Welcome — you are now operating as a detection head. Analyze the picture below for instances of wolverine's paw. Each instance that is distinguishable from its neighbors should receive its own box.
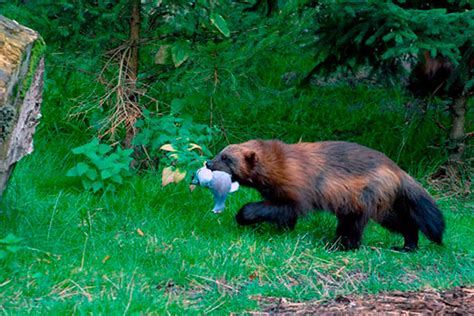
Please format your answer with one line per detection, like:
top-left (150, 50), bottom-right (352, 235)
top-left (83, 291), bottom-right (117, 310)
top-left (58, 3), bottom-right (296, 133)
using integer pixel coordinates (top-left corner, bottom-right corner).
top-left (330, 237), bottom-right (360, 251)
top-left (391, 245), bottom-right (418, 252)
top-left (276, 219), bottom-right (296, 231)
top-left (235, 203), bottom-right (265, 226)
top-left (340, 243), bottom-right (360, 252)
top-left (275, 214), bottom-right (297, 231)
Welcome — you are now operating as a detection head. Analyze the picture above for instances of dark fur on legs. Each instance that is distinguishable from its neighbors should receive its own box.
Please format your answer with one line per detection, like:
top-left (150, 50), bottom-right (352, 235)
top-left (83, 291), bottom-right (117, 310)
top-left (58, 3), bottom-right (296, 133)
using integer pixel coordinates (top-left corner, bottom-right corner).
top-left (379, 187), bottom-right (444, 252)
top-left (380, 210), bottom-right (419, 252)
top-left (335, 212), bottom-right (369, 250)
top-left (236, 201), bottom-right (298, 230)
top-left (381, 210), bottom-right (418, 252)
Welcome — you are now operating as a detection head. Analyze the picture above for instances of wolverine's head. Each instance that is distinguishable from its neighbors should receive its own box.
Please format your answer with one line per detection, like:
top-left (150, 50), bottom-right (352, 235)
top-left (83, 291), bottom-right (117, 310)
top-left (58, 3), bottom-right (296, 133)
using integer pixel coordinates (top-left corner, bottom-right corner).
top-left (206, 141), bottom-right (261, 186)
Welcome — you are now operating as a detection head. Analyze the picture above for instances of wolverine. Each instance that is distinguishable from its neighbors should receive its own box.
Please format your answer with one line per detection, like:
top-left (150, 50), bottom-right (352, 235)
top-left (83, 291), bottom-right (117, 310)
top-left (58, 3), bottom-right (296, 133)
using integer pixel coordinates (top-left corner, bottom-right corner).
top-left (206, 140), bottom-right (445, 251)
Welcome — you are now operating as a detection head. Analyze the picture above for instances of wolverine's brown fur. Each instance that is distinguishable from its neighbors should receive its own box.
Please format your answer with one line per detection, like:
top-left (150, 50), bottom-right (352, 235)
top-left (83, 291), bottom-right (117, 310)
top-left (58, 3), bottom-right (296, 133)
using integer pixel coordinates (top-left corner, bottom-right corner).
top-left (207, 140), bottom-right (445, 251)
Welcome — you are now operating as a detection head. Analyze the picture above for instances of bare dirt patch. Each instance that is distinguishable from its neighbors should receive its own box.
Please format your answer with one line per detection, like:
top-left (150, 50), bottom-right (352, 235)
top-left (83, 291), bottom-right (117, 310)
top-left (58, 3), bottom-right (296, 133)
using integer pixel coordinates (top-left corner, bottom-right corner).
top-left (249, 287), bottom-right (473, 315)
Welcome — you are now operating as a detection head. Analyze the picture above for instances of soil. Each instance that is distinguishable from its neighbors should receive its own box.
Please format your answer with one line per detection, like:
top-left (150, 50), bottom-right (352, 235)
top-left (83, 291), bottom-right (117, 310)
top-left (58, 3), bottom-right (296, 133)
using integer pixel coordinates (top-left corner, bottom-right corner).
top-left (248, 287), bottom-right (474, 315)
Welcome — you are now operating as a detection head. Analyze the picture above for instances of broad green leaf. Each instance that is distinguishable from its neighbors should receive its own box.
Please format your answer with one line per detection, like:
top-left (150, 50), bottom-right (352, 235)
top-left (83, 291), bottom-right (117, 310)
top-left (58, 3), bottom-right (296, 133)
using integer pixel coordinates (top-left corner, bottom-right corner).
top-left (107, 153), bottom-right (119, 162)
top-left (84, 151), bottom-right (101, 163)
top-left (111, 174), bottom-right (123, 184)
top-left (382, 32), bottom-right (395, 42)
top-left (122, 149), bottom-right (134, 156)
top-left (365, 35), bottom-right (376, 45)
top-left (94, 160), bottom-right (109, 171)
top-left (98, 152), bottom-right (121, 168)
top-left (92, 181), bottom-right (104, 192)
top-left (72, 139), bottom-right (99, 154)
top-left (86, 168), bottom-right (98, 181)
top-left (210, 13), bottom-right (230, 38)
top-left (101, 169), bottom-right (113, 179)
top-left (171, 98), bottom-right (184, 114)
top-left (395, 34), bottom-right (403, 44)
top-left (76, 162), bottom-right (90, 176)
top-left (72, 146), bottom-right (85, 155)
top-left (151, 138), bottom-right (163, 150)
top-left (132, 133), bottom-right (147, 146)
top-left (97, 144), bottom-right (112, 155)
top-left (0, 233), bottom-right (23, 244)
top-left (134, 119), bottom-right (144, 128)
top-left (381, 49), bottom-right (396, 59)
top-left (66, 167), bottom-right (79, 177)
top-left (171, 42), bottom-right (189, 68)
top-left (82, 179), bottom-right (93, 190)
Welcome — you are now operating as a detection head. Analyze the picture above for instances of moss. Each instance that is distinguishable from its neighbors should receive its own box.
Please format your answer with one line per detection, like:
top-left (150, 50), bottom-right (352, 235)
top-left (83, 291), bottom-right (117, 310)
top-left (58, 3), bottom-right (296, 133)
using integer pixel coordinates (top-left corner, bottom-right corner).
top-left (20, 35), bottom-right (46, 98)
top-left (11, 81), bottom-right (19, 101)
top-left (0, 105), bottom-right (16, 142)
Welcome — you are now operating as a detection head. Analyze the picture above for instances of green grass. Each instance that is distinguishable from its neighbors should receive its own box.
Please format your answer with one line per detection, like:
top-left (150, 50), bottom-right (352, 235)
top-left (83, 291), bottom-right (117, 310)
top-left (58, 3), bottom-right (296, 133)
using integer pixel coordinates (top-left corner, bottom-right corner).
top-left (1, 135), bottom-right (473, 314)
top-left (1, 2), bottom-right (472, 313)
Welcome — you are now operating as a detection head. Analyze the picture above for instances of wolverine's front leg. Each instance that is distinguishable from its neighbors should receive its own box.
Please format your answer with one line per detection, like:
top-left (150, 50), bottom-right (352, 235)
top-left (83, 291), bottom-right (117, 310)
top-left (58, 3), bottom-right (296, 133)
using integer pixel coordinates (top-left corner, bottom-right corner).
top-left (335, 212), bottom-right (369, 250)
top-left (236, 201), bottom-right (298, 230)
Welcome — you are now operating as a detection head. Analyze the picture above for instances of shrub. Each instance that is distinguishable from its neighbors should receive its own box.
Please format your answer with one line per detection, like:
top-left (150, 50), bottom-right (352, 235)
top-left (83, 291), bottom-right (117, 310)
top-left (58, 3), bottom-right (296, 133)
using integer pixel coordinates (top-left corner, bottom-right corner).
top-left (66, 139), bottom-right (133, 193)
top-left (132, 106), bottom-right (215, 185)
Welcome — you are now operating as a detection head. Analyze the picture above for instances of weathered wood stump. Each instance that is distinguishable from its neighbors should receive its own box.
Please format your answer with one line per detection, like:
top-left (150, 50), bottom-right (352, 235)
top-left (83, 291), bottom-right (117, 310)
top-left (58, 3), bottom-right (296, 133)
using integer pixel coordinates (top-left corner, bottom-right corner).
top-left (0, 16), bottom-right (45, 196)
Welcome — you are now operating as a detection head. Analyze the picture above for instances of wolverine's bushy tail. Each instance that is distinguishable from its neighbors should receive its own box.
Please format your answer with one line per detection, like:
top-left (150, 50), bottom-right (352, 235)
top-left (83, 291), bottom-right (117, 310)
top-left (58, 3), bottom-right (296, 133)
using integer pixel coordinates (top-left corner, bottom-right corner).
top-left (401, 177), bottom-right (445, 244)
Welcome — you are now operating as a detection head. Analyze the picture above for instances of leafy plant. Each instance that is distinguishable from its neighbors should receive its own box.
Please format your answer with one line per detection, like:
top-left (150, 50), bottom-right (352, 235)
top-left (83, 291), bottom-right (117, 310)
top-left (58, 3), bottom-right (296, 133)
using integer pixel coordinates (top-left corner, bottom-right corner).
top-left (0, 233), bottom-right (23, 280)
top-left (0, 233), bottom-right (23, 261)
top-left (210, 12), bottom-right (230, 38)
top-left (66, 139), bottom-right (133, 193)
top-left (132, 105), bottom-right (215, 185)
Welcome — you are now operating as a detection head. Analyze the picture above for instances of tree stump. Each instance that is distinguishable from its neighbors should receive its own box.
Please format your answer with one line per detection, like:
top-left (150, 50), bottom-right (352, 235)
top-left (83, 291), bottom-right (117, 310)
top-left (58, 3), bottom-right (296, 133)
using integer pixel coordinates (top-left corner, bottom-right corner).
top-left (0, 16), bottom-right (45, 196)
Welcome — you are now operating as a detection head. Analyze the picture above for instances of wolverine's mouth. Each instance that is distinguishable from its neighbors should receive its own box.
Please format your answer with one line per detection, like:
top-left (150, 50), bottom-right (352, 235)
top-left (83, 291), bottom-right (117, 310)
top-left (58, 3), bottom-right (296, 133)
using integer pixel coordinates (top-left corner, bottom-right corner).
top-left (206, 160), bottom-right (231, 173)
top-left (207, 160), bottom-right (247, 186)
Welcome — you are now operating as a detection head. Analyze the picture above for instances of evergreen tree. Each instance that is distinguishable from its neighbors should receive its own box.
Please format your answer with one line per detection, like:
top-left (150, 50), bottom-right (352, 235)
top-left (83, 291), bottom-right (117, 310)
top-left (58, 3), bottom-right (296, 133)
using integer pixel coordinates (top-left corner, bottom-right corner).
top-left (304, 0), bottom-right (473, 170)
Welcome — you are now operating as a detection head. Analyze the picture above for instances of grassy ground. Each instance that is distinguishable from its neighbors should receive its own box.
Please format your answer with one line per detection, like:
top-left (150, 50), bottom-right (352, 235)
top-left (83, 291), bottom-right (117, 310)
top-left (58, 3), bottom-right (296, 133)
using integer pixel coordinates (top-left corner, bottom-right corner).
top-left (1, 3), bottom-right (472, 314)
top-left (1, 133), bottom-right (473, 314)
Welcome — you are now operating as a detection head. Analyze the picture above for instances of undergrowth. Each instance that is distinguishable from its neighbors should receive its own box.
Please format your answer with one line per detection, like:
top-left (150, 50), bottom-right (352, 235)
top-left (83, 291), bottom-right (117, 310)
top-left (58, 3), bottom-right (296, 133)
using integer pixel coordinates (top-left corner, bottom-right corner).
top-left (0, 1), bottom-right (472, 314)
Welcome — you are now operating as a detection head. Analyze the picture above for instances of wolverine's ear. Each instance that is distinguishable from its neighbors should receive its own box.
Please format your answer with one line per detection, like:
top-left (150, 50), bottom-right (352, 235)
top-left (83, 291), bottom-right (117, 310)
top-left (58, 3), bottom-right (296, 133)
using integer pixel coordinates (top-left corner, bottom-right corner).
top-left (244, 151), bottom-right (257, 166)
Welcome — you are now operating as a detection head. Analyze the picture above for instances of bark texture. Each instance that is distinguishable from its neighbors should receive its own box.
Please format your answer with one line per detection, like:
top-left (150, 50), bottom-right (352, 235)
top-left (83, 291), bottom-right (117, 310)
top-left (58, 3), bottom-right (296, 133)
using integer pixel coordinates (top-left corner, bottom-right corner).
top-left (448, 95), bottom-right (467, 163)
top-left (0, 16), bottom-right (44, 196)
top-left (123, 0), bottom-right (141, 149)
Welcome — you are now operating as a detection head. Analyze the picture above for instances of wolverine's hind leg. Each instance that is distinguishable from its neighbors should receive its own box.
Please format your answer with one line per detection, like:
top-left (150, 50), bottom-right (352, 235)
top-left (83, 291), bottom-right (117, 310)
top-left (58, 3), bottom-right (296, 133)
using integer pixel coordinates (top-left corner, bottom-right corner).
top-left (236, 201), bottom-right (298, 230)
top-left (380, 210), bottom-right (419, 252)
top-left (335, 212), bottom-right (369, 250)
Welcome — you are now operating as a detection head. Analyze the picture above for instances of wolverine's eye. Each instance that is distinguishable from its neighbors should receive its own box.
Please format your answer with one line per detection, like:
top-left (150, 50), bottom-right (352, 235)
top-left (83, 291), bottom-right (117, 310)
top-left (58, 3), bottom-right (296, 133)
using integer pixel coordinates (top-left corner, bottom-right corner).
top-left (221, 154), bottom-right (230, 162)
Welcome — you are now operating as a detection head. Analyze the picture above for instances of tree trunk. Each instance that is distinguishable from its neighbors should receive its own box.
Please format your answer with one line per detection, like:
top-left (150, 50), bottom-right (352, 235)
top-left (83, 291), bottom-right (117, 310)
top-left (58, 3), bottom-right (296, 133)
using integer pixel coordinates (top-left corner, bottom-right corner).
top-left (124, 0), bottom-right (141, 148)
top-left (129, 0), bottom-right (140, 85)
top-left (448, 95), bottom-right (467, 164)
top-left (0, 16), bottom-right (44, 197)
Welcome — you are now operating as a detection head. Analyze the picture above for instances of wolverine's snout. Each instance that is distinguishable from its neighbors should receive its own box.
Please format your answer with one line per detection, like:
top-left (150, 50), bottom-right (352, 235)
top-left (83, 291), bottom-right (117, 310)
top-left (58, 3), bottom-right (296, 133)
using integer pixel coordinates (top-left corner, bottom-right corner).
top-left (206, 156), bottom-right (233, 176)
top-left (205, 160), bottom-right (213, 169)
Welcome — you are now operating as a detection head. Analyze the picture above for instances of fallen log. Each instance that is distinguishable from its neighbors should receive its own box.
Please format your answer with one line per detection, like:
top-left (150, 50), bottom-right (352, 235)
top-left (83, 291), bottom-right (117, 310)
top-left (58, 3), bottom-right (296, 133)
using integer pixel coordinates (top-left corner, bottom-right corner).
top-left (0, 16), bottom-right (45, 196)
